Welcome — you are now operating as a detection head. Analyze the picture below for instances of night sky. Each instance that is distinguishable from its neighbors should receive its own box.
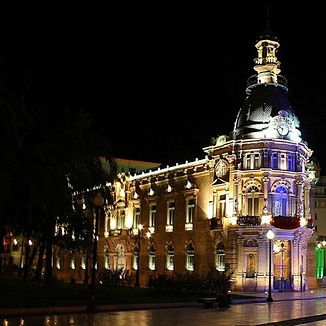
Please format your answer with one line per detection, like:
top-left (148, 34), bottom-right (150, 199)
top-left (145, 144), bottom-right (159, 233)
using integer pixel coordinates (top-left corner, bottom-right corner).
top-left (1, 3), bottom-right (326, 173)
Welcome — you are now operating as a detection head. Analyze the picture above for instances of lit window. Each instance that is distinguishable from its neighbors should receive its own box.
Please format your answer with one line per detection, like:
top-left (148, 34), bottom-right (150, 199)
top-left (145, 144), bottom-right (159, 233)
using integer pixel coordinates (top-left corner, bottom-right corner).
top-left (81, 255), bottom-right (86, 270)
top-left (186, 198), bottom-right (195, 223)
top-left (105, 254), bottom-right (110, 269)
top-left (133, 244), bottom-right (139, 271)
top-left (166, 243), bottom-right (174, 271)
top-left (186, 242), bottom-right (194, 271)
top-left (12, 239), bottom-right (19, 252)
top-left (133, 207), bottom-right (141, 229)
top-left (254, 153), bottom-right (260, 169)
top-left (117, 209), bottom-right (125, 229)
top-left (56, 255), bottom-right (61, 270)
top-left (149, 204), bottom-right (156, 233)
top-left (275, 185), bottom-right (288, 216)
top-left (167, 201), bottom-right (175, 225)
top-left (215, 242), bottom-right (225, 271)
top-left (148, 244), bottom-right (156, 271)
top-left (247, 185), bottom-right (260, 216)
top-left (71, 256), bottom-right (76, 270)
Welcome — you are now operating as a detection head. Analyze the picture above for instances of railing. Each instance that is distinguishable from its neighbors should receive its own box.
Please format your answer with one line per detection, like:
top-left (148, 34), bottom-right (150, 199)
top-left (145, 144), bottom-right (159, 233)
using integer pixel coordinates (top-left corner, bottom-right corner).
top-left (237, 216), bottom-right (261, 226)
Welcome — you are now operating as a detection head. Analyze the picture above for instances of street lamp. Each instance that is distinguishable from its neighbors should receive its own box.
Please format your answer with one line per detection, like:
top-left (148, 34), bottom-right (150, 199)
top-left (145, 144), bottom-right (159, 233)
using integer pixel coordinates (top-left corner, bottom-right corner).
top-left (135, 224), bottom-right (143, 287)
top-left (87, 191), bottom-right (104, 312)
top-left (266, 229), bottom-right (275, 302)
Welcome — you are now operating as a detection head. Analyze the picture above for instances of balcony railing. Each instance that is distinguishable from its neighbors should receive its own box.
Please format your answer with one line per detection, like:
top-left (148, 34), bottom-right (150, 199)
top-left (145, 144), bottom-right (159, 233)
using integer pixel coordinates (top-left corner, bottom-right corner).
top-left (237, 216), bottom-right (261, 226)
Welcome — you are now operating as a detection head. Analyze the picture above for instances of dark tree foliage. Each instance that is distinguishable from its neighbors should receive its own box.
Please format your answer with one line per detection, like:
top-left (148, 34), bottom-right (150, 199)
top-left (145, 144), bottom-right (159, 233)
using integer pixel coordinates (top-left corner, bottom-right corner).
top-left (0, 56), bottom-right (114, 283)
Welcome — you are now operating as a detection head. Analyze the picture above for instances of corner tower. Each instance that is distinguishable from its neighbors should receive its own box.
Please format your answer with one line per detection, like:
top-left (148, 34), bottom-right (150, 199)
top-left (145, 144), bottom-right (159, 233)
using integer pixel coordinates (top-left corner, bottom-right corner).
top-left (232, 14), bottom-right (301, 142)
top-left (204, 13), bottom-right (315, 291)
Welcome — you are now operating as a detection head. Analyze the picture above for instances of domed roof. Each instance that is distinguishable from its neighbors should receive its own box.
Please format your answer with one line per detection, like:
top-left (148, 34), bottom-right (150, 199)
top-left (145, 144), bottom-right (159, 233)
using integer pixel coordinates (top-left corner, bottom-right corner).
top-left (233, 83), bottom-right (300, 138)
top-left (231, 21), bottom-right (302, 142)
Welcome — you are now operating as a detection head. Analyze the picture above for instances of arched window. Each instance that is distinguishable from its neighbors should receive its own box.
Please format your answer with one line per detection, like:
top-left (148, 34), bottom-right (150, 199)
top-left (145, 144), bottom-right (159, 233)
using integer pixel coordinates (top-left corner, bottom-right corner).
top-left (246, 185), bottom-right (260, 216)
top-left (148, 243), bottom-right (156, 271)
top-left (185, 242), bottom-right (194, 271)
top-left (166, 242), bottom-right (174, 271)
top-left (117, 244), bottom-right (125, 270)
top-left (56, 253), bottom-right (61, 270)
top-left (275, 185), bottom-right (288, 216)
top-left (215, 242), bottom-right (225, 271)
top-left (81, 252), bottom-right (86, 270)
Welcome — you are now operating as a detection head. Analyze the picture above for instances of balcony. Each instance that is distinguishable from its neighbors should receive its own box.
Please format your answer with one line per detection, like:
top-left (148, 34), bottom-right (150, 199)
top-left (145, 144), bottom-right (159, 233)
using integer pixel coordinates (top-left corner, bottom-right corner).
top-left (237, 216), bottom-right (261, 226)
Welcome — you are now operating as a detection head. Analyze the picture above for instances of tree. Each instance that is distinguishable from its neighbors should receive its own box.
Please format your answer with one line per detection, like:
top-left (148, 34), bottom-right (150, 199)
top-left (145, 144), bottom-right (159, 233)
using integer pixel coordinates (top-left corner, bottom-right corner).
top-left (0, 56), bottom-right (114, 284)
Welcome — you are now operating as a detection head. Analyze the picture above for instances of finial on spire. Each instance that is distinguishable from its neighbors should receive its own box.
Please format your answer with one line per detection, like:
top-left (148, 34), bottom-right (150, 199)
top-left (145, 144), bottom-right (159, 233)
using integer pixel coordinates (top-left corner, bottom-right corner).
top-left (257, 6), bottom-right (278, 42)
top-left (265, 6), bottom-right (270, 31)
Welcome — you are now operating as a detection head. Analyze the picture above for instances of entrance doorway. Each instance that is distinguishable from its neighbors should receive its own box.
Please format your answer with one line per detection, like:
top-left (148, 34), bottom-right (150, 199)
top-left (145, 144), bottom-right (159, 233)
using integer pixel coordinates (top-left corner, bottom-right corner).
top-left (273, 240), bottom-right (291, 291)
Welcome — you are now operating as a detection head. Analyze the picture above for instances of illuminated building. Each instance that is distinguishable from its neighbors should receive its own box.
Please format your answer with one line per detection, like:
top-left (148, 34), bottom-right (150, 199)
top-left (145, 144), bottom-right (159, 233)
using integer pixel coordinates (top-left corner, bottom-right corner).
top-left (79, 21), bottom-right (315, 292)
top-left (4, 20), bottom-right (323, 292)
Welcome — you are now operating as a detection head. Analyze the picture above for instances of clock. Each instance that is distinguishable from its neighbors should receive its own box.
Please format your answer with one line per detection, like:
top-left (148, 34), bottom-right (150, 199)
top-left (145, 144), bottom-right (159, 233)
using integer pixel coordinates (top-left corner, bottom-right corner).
top-left (276, 122), bottom-right (289, 136)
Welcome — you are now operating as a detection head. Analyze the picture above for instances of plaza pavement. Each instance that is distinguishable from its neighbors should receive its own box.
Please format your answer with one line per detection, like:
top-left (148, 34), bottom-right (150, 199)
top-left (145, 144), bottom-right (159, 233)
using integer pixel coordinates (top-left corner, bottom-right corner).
top-left (2, 288), bottom-right (326, 325)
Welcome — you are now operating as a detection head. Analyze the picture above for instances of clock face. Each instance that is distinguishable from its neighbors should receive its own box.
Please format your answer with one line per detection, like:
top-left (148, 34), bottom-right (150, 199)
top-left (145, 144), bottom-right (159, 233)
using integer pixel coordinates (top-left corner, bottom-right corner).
top-left (277, 122), bottom-right (289, 136)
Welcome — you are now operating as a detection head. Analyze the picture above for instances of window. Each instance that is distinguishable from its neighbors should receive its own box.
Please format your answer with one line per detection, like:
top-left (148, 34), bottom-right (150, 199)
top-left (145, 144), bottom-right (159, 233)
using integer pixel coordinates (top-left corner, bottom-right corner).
top-left (148, 243), bottom-right (156, 271)
top-left (246, 154), bottom-right (251, 169)
top-left (288, 154), bottom-right (294, 171)
top-left (149, 204), bottom-right (156, 232)
top-left (166, 243), bottom-right (174, 271)
top-left (166, 201), bottom-right (175, 232)
top-left (219, 194), bottom-right (226, 218)
top-left (105, 254), bottom-right (110, 269)
top-left (133, 246), bottom-right (139, 270)
top-left (186, 198), bottom-right (195, 223)
top-left (117, 244), bottom-right (125, 270)
top-left (117, 208), bottom-right (125, 229)
top-left (247, 185), bottom-right (260, 216)
top-left (12, 239), bottom-right (19, 252)
top-left (215, 242), bottom-right (225, 271)
top-left (81, 254), bottom-right (86, 270)
top-left (133, 206), bottom-right (141, 229)
top-left (70, 254), bottom-right (76, 270)
top-left (271, 153), bottom-right (278, 169)
top-left (186, 242), bottom-right (195, 271)
top-left (280, 153), bottom-right (286, 170)
top-left (275, 185), bottom-right (288, 216)
top-left (254, 153), bottom-right (260, 169)
top-left (56, 254), bottom-right (61, 270)
top-left (167, 201), bottom-right (175, 225)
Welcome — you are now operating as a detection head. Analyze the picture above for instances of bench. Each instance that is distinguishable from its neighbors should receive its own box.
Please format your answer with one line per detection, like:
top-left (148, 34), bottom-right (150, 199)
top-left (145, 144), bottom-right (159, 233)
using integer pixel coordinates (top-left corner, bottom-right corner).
top-left (197, 297), bottom-right (217, 308)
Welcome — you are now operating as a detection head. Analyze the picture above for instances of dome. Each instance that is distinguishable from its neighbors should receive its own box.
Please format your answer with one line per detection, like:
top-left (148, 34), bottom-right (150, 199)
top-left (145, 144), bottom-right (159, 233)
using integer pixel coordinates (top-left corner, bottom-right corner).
top-left (231, 21), bottom-right (302, 142)
top-left (233, 83), bottom-right (301, 140)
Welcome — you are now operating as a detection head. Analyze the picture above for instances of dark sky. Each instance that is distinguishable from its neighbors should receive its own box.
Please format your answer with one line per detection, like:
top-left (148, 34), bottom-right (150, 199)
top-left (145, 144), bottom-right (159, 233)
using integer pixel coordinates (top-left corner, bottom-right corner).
top-left (1, 3), bottom-right (326, 172)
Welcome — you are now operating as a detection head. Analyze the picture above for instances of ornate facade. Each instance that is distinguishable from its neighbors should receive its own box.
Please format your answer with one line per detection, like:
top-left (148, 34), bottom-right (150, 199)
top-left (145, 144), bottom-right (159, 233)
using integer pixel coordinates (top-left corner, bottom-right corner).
top-left (5, 21), bottom-right (321, 292)
top-left (79, 22), bottom-right (315, 292)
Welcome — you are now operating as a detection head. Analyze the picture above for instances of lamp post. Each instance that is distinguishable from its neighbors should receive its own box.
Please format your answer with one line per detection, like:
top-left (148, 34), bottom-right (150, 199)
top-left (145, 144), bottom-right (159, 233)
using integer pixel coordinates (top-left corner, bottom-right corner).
top-left (135, 224), bottom-right (142, 287)
top-left (266, 229), bottom-right (275, 302)
top-left (87, 191), bottom-right (104, 312)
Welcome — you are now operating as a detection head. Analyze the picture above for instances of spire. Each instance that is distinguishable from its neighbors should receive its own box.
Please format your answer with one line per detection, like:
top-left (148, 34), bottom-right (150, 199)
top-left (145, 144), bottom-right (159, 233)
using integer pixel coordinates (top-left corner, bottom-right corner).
top-left (257, 7), bottom-right (279, 42)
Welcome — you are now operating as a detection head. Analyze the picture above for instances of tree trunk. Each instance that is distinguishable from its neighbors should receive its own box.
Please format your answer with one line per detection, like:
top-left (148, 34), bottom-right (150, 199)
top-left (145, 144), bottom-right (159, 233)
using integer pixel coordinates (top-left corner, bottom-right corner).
top-left (44, 223), bottom-right (54, 286)
top-left (0, 224), bottom-right (4, 279)
top-left (35, 240), bottom-right (45, 281)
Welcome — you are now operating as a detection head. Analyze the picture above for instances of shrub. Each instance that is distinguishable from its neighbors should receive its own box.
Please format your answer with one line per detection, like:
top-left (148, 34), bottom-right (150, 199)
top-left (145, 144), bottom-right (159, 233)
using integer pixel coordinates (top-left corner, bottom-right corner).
top-left (147, 269), bottom-right (234, 296)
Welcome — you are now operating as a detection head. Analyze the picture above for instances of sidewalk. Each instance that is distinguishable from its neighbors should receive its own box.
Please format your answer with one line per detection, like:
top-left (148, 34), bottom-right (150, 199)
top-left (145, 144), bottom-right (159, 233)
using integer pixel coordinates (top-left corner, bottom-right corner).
top-left (232, 287), bottom-right (326, 303)
top-left (1, 288), bottom-right (326, 318)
